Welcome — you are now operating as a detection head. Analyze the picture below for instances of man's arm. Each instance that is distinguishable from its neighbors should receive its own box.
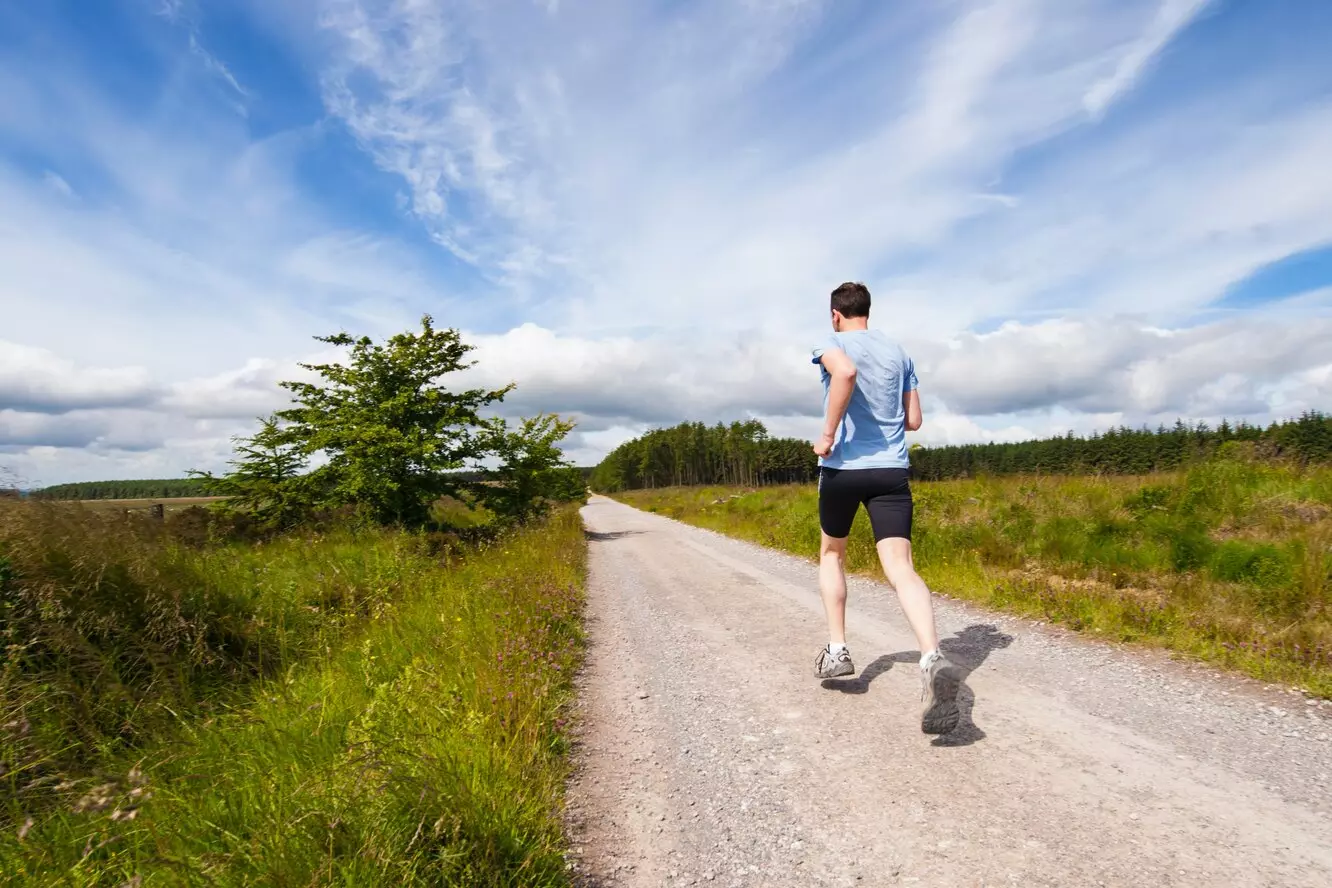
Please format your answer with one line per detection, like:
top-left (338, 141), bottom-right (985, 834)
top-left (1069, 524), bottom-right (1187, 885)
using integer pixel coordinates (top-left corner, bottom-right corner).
top-left (903, 388), bottom-right (922, 431)
top-left (814, 347), bottom-right (857, 457)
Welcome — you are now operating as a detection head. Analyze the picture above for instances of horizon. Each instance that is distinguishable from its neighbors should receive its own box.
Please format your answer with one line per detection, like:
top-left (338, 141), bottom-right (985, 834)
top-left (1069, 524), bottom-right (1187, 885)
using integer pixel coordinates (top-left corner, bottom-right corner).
top-left (15, 408), bottom-right (1326, 492)
top-left (4, 1), bottom-right (1332, 488)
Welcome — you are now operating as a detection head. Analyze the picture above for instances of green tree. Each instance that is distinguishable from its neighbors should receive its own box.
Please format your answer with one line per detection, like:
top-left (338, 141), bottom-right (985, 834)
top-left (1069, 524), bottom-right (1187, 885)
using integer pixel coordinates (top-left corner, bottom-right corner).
top-left (476, 414), bottom-right (586, 523)
top-left (190, 415), bottom-right (308, 530)
top-left (273, 315), bottom-right (515, 526)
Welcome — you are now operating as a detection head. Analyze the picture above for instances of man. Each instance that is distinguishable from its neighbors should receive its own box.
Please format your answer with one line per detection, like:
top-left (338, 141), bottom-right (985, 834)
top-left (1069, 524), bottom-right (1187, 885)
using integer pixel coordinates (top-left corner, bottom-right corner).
top-left (810, 281), bottom-right (962, 735)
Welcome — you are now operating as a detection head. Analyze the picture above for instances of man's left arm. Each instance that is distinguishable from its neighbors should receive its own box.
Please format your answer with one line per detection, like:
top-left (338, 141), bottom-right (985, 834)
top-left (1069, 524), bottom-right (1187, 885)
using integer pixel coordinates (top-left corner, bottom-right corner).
top-left (814, 347), bottom-right (857, 457)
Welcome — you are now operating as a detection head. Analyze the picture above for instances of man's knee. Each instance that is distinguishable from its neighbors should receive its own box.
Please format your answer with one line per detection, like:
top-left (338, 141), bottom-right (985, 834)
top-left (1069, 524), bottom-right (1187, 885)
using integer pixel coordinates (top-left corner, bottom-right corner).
top-left (820, 533), bottom-right (848, 560)
top-left (876, 537), bottom-right (914, 576)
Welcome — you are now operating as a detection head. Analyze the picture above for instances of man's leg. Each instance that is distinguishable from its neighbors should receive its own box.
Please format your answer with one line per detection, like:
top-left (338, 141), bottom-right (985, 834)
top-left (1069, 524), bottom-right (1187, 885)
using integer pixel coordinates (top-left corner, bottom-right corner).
top-left (814, 469), bottom-right (857, 678)
top-left (865, 471), bottom-right (961, 734)
top-left (878, 537), bottom-right (959, 732)
top-left (820, 532), bottom-right (850, 644)
top-left (875, 538), bottom-right (940, 655)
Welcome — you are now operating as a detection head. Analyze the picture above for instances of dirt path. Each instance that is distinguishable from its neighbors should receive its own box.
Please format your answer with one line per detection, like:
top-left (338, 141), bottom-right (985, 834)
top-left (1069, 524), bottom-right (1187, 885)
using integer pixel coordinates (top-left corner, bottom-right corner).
top-left (561, 496), bottom-right (1332, 887)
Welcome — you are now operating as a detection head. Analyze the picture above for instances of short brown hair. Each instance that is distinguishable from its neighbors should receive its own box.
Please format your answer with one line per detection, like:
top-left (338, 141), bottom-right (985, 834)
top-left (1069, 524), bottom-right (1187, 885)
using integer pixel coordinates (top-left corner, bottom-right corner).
top-left (831, 281), bottom-right (870, 318)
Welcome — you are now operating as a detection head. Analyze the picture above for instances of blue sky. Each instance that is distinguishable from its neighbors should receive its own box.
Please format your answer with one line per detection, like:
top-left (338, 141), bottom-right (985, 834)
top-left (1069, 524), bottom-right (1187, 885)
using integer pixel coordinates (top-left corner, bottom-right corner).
top-left (2, 0), bottom-right (1332, 486)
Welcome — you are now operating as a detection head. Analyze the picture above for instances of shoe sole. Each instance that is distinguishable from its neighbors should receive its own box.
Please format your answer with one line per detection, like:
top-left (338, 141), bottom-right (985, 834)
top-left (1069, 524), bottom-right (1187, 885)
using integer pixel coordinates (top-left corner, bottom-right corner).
top-left (921, 664), bottom-right (962, 734)
top-left (816, 660), bottom-right (856, 679)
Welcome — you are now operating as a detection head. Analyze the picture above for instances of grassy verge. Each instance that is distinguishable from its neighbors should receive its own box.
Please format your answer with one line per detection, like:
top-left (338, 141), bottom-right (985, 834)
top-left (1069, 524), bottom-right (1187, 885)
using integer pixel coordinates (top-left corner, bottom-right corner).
top-left (1, 501), bottom-right (586, 886)
top-left (612, 454), bottom-right (1332, 697)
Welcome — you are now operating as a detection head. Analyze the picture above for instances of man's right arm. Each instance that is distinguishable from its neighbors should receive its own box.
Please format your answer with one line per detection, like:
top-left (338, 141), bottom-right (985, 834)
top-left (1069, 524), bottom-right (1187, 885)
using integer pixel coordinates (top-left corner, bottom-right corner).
top-left (902, 355), bottom-right (922, 431)
top-left (903, 389), bottom-right (922, 431)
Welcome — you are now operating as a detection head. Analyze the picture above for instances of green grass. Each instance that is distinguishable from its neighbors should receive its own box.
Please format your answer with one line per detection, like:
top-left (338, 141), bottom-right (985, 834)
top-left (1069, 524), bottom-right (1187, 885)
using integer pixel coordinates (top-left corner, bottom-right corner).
top-left (1, 500), bottom-right (587, 886)
top-left (613, 455), bottom-right (1332, 698)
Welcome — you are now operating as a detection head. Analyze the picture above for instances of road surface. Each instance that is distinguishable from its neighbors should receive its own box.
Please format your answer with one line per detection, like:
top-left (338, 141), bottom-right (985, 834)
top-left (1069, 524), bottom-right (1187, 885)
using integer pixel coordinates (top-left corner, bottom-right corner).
top-left (562, 496), bottom-right (1332, 887)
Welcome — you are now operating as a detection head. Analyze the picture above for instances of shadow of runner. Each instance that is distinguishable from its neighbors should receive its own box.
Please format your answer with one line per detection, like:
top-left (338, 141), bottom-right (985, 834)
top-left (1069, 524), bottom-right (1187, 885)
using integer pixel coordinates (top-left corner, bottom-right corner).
top-left (821, 652), bottom-right (914, 694)
top-left (820, 624), bottom-right (1014, 745)
top-left (931, 623), bottom-right (1015, 748)
top-left (583, 530), bottom-right (646, 542)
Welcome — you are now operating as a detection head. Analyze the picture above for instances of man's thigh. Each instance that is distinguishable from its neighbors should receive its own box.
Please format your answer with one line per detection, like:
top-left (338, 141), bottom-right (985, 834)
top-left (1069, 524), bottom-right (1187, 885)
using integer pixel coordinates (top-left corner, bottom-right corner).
top-left (817, 468), bottom-right (860, 539)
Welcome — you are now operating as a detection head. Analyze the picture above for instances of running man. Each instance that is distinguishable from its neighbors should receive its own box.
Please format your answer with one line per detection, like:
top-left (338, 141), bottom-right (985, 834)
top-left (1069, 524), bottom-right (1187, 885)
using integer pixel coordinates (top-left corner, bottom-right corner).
top-left (810, 281), bottom-right (962, 734)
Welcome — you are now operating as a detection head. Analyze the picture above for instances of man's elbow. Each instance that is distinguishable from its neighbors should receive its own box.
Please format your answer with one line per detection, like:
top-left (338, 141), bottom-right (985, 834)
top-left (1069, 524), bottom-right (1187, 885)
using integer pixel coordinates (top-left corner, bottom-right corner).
top-left (835, 367), bottom-right (857, 383)
top-left (906, 416), bottom-right (923, 432)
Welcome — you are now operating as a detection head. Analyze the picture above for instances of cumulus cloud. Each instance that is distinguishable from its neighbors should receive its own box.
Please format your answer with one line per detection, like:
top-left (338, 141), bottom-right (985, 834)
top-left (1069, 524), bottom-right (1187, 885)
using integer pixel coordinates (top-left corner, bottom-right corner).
top-left (917, 314), bottom-right (1332, 417)
top-left (3, 305), bottom-right (1330, 486)
top-left (0, 409), bottom-right (167, 451)
top-left (162, 356), bottom-right (323, 420)
top-left (0, 342), bottom-right (161, 414)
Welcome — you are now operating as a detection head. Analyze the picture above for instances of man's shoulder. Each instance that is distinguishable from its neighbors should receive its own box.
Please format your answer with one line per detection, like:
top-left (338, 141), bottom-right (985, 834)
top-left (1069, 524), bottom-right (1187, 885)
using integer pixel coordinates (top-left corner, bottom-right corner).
top-left (868, 329), bottom-right (906, 351)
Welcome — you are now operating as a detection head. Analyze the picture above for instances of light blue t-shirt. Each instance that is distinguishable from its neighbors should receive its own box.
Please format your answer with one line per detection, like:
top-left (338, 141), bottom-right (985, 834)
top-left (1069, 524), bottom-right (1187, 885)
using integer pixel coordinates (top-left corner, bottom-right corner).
top-left (811, 329), bottom-right (918, 470)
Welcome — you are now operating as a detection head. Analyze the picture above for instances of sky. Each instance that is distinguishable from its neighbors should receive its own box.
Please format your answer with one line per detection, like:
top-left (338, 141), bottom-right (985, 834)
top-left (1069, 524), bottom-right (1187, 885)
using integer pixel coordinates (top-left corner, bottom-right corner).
top-left (2, 0), bottom-right (1332, 487)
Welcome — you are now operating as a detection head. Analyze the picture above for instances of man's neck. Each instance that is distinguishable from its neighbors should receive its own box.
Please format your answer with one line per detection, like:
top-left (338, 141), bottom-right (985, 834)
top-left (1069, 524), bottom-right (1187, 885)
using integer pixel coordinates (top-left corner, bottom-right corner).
top-left (839, 319), bottom-right (869, 332)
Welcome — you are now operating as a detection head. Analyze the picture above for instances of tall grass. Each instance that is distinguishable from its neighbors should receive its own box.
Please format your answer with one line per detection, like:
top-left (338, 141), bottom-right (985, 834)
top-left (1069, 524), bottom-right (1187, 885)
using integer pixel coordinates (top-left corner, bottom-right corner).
top-left (1, 500), bottom-right (586, 886)
top-left (615, 453), bottom-right (1332, 698)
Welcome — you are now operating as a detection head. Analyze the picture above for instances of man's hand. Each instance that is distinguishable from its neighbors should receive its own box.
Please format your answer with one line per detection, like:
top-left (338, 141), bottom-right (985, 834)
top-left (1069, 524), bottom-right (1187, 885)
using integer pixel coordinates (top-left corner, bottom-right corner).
top-left (813, 431), bottom-right (836, 458)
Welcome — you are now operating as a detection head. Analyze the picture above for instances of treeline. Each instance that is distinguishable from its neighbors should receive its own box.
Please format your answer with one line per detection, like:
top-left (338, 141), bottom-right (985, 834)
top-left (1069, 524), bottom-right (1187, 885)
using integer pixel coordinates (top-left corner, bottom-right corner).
top-left (591, 411), bottom-right (1332, 491)
top-left (32, 479), bottom-right (211, 500)
top-left (590, 420), bottom-right (818, 492)
top-left (910, 411), bottom-right (1332, 480)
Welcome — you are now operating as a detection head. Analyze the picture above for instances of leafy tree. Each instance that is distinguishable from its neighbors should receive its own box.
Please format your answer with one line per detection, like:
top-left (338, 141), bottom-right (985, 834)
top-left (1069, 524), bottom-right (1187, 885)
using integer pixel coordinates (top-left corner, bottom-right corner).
top-left (191, 315), bottom-right (588, 530)
top-left (274, 315), bottom-right (514, 526)
top-left (475, 414), bottom-right (586, 523)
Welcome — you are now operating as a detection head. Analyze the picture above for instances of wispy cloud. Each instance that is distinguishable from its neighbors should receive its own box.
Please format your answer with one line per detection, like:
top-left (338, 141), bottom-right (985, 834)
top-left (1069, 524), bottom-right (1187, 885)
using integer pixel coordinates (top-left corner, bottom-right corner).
top-left (41, 171), bottom-right (75, 198)
top-left (313, 0), bottom-right (1305, 342)
top-left (1083, 0), bottom-right (1213, 119)
top-left (156, 0), bottom-right (250, 103)
top-left (188, 32), bottom-right (249, 100)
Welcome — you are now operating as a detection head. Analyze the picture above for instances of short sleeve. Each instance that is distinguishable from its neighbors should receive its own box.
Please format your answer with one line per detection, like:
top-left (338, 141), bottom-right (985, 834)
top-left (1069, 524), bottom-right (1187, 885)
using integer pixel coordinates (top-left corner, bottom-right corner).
top-left (904, 355), bottom-right (919, 391)
top-left (811, 333), bottom-right (840, 365)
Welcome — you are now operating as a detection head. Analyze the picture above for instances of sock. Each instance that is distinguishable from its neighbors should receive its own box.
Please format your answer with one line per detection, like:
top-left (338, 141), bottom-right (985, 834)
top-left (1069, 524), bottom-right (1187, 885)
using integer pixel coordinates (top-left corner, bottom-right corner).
top-left (919, 649), bottom-right (938, 669)
top-left (829, 642), bottom-right (847, 655)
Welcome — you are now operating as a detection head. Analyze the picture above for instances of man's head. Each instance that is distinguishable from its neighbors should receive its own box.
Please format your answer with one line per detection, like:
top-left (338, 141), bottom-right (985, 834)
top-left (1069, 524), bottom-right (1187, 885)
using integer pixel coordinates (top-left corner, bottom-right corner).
top-left (830, 281), bottom-right (870, 331)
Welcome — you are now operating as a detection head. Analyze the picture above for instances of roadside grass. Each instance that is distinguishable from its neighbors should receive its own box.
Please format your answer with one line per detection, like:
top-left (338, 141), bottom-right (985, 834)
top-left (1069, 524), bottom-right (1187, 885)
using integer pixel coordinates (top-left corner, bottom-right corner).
top-left (612, 454), bottom-right (1332, 698)
top-left (1, 500), bottom-right (586, 886)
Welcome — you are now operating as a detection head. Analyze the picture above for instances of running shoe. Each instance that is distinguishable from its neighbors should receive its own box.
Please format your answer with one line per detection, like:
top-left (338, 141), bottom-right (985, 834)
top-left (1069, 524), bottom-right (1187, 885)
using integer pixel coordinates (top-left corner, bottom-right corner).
top-left (920, 650), bottom-right (962, 734)
top-left (815, 644), bottom-right (855, 678)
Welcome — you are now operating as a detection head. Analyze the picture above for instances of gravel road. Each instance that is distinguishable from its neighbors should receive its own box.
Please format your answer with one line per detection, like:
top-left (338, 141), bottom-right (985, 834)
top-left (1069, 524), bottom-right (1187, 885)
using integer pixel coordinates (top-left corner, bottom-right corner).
top-left (562, 496), bottom-right (1332, 887)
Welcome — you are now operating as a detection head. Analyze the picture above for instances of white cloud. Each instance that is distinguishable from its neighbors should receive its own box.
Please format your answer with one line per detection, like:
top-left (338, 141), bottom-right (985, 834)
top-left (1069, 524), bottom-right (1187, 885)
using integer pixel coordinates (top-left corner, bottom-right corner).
top-left (3, 305), bottom-right (1329, 487)
top-left (188, 32), bottom-right (250, 101)
top-left (1083, 0), bottom-right (1212, 118)
top-left (41, 171), bottom-right (75, 198)
top-left (0, 341), bottom-right (160, 414)
top-left (157, 0), bottom-right (251, 102)
top-left (308, 0), bottom-right (1332, 347)
top-left (917, 314), bottom-right (1332, 417)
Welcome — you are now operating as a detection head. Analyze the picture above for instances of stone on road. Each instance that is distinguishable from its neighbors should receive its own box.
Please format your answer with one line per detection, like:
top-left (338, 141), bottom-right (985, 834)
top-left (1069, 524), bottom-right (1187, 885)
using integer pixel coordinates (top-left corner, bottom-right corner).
top-left (563, 496), bottom-right (1332, 887)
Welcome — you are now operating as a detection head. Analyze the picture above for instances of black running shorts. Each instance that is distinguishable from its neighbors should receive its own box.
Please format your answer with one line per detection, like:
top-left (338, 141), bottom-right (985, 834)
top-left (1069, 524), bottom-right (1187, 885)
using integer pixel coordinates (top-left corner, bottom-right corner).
top-left (818, 466), bottom-right (913, 541)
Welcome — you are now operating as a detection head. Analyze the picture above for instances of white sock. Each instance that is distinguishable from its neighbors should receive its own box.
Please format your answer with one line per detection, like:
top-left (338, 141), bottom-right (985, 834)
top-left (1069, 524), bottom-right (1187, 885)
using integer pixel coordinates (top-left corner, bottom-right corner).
top-left (829, 642), bottom-right (847, 654)
top-left (919, 649), bottom-right (938, 669)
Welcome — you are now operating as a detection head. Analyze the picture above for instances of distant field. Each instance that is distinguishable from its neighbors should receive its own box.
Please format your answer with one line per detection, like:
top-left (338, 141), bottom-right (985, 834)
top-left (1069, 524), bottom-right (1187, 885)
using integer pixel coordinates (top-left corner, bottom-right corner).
top-left (612, 457), bottom-right (1332, 697)
top-left (77, 496), bottom-right (229, 510)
